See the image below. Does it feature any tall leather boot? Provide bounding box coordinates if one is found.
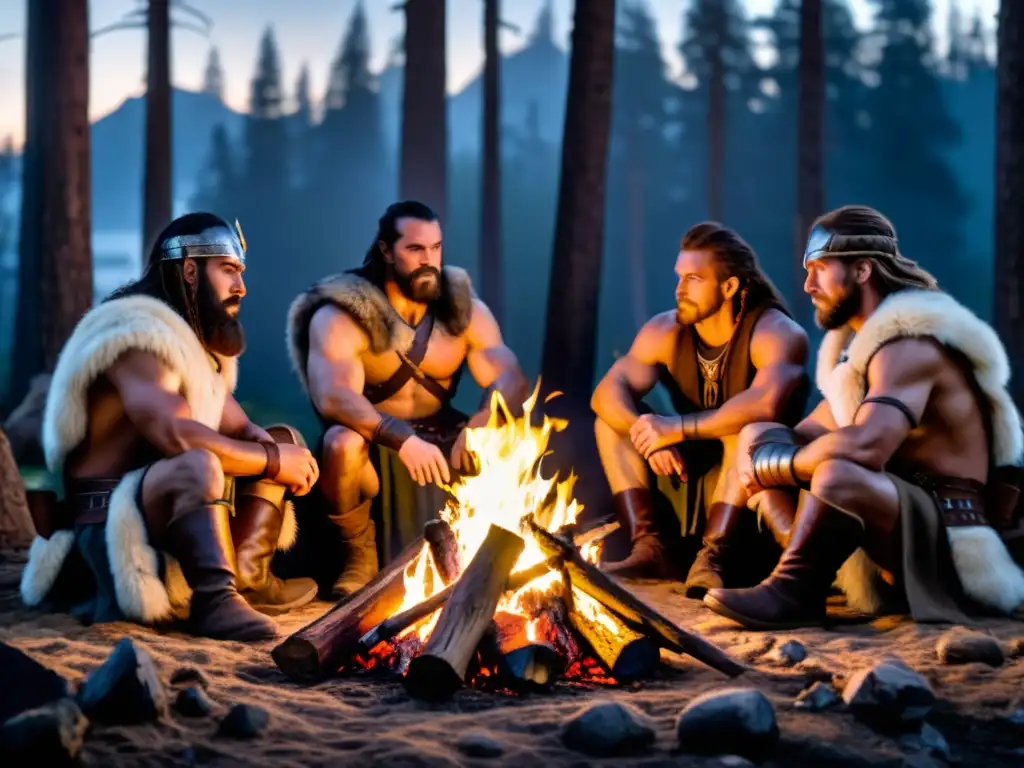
[232,490,318,616]
[703,494,864,630]
[681,502,745,599]
[163,504,280,641]
[601,488,672,579]
[754,490,797,548]
[329,499,379,598]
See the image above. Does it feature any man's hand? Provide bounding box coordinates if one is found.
[274,443,320,497]
[398,435,452,487]
[649,447,686,479]
[630,414,683,459]
[450,428,478,474]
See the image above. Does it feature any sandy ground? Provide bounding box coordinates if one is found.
[3,550,1024,767]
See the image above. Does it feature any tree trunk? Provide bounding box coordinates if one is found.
[8,0,91,409]
[795,0,825,327]
[479,0,503,323]
[0,427,33,551]
[707,3,726,221]
[143,0,173,254]
[540,0,617,405]
[996,0,1024,405]
[400,0,447,221]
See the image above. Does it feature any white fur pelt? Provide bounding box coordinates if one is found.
[20,294,294,623]
[816,289,1024,616]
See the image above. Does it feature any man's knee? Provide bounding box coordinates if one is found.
[264,423,307,448]
[323,426,369,472]
[809,459,863,509]
[170,449,226,503]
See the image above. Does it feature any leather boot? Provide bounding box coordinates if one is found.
[329,500,379,598]
[681,502,744,599]
[163,504,280,641]
[232,491,317,616]
[754,490,797,548]
[703,495,864,630]
[601,488,672,579]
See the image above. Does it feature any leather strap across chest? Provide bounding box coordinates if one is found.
[363,313,462,406]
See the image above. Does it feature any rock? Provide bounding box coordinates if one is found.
[174,687,212,718]
[900,723,951,761]
[561,700,656,757]
[675,687,779,763]
[0,641,70,725]
[795,681,840,712]
[170,667,211,690]
[2,373,50,466]
[842,658,935,731]
[1006,708,1024,726]
[935,628,1004,667]
[771,639,807,667]
[1006,638,1024,659]
[456,732,505,758]
[0,698,88,763]
[217,704,269,738]
[76,637,167,725]
[717,757,756,767]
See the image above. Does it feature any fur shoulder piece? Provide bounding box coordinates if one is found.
[42,294,237,474]
[815,289,1024,466]
[286,265,475,394]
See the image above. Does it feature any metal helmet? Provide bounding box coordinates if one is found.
[159,216,247,266]
[802,224,898,268]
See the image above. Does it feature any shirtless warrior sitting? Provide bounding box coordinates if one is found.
[591,222,809,594]
[704,205,1024,629]
[285,200,529,597]
[20,213,319,640]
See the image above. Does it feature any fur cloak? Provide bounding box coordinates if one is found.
[285,266,475,398]
[19,294,297,624]
[816,289,1024,615]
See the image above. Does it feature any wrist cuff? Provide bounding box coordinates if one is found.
[372,415,416,451]
[260,441,281,481]
[751,442,802,487]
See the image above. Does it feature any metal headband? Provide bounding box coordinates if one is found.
[802,224,897,267]
[161,220,247,265]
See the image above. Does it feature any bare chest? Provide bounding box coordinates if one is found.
[361,327,468,387]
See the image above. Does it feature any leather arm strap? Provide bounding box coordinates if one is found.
[372,415,416,451]
[859,395,918,430]
[260,441,281,481]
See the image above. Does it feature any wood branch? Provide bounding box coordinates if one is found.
[424,519,460,584]
[404,524,525,700]
[528,520,746,678]
[271,537,425,682]
[567,585,659,683]
[488,611,562,690]
[357,558,556,653]
[571,521,620,548]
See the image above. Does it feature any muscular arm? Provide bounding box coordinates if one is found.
[793,398,839,443]
[678,310,809,440]
[107,350,270,476]
[219,393,273,443]
[306,305,383,441]
[793,338,939,479]
[464,299,529,424]
[590,314,674,435]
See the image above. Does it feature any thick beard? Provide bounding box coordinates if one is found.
[676,293,725,326]
[815,280,862,330]
[393,264,442,304]
[195,272,246,357]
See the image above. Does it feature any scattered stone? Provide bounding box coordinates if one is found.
[1006,708,1024,726]
[795,681,840,711]
[76,637,167,725]
[217,704,269,738]
[0,697,88,763]
[717,757,756,767]
[174,687,213,718]
[676,687,779,763]
[935,628,1004,668]
[561,700,656,757]
[900,723,951,762]
[0,641,70,725]
[771,639,807,667]
[842,658,935,731]
[456,732,505,758]
[1007,638,1024,659]
[170,667,211,690]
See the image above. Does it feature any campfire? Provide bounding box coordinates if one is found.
[271,388,743,699]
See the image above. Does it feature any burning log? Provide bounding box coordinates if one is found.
[357,558,556,653]
[528,520,746,678]
[404,524,525,700]
[424,519,460,584]
[567,585,659,683]
[487,611,562,690]
[271,538,425,682]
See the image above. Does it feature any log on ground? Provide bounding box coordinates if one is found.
[567,586,659,683]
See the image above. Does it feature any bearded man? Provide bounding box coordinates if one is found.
[19,213,319,641]
[703,205,1024,629]
[591,222,810,595]
[285,200,529,598]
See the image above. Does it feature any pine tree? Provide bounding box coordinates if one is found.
[860,0,967,294]
[190,124,236,214]
[203,46,224,101]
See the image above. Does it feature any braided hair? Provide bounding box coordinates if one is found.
[680,221,789,322]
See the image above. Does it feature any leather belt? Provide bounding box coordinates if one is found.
[66,478,122,526]
[906,471,990,529]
